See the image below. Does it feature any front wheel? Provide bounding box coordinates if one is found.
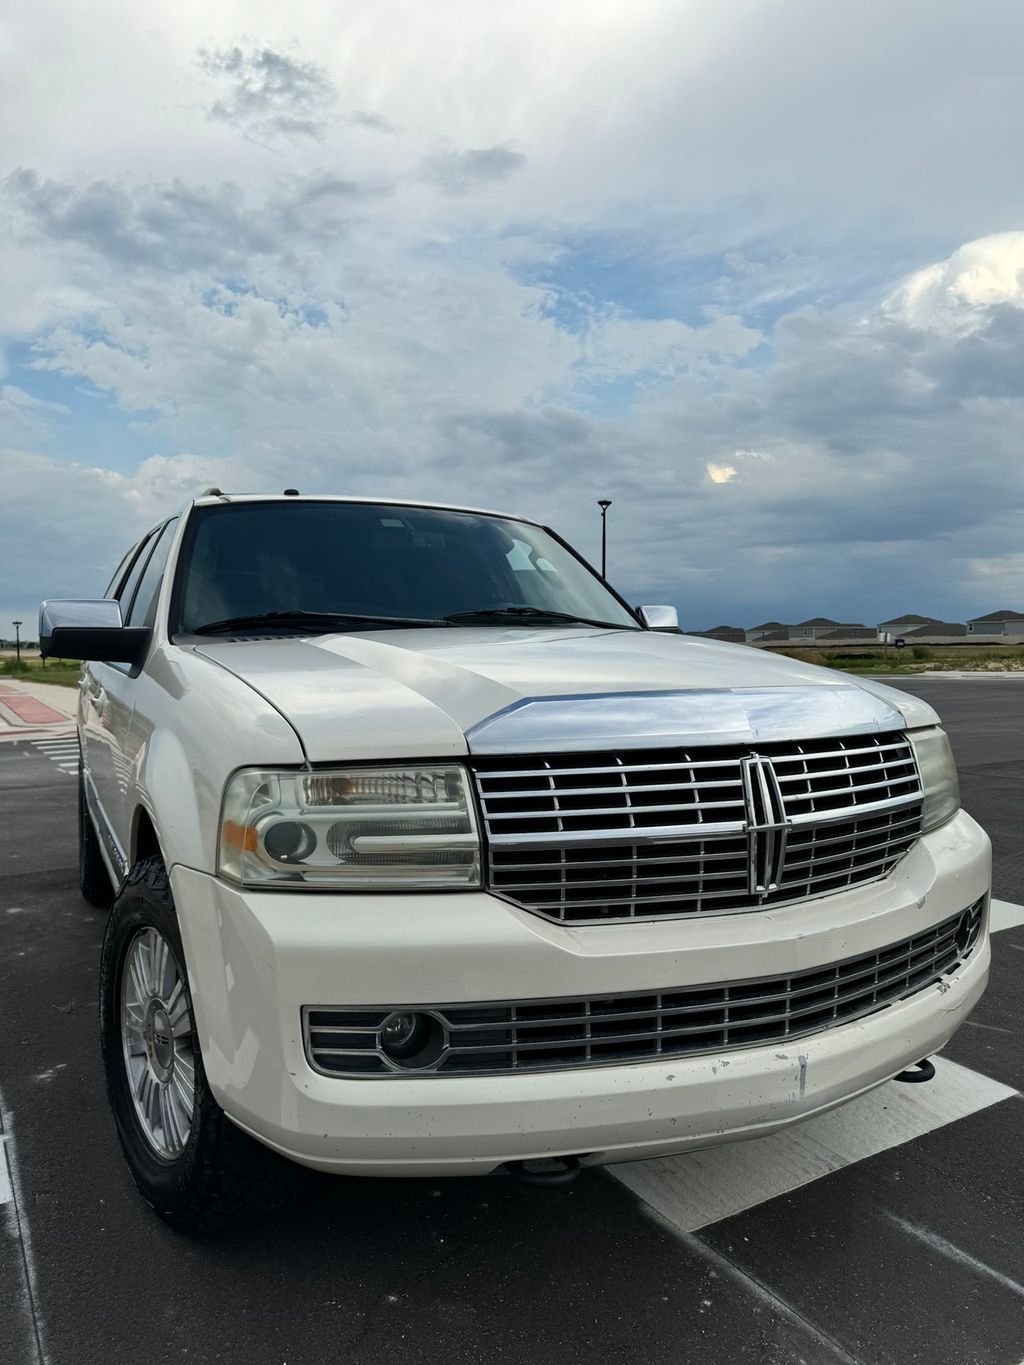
[100,856,298,1232]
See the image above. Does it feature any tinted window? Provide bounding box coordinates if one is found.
[115,528,159,612]
[126,518,179,627]
[177,502,638,633]
[105,544,140,598]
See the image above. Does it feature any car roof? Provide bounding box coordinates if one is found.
[190,492,535,523]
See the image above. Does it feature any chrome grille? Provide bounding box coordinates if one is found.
[474,732,923,923]
[303,901,983,1077]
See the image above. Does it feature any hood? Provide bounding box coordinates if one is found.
[194,627,939,762]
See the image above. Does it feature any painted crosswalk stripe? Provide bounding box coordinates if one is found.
[612,1057,1015,1233]
[29,738,79,775]
[991,899,1024,933]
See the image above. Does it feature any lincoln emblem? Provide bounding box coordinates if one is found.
[740,754,790,896]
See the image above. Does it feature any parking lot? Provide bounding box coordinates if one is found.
[0,677,1021,1365]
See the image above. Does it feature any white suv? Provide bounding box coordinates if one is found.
[40,493,991,1231]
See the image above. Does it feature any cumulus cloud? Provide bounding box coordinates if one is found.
[197,45,335,142]
[706,464,736,484]
[882,232,1024,335]
[196,45,391,144]
[1,168,387,280]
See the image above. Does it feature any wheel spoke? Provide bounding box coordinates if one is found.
[165,978,184,1018]
[147,1072,162,1134]
[168,986,191,1039]
[171,1065,195,1117]
[159,1084,179,1151]
[143,930,160,996]
[167,1080,189,1147]
[154,936,172,1000]
[150,935,164,997]
[127,952,149,1011]
[137,1066,152,1110]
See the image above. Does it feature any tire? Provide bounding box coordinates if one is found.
[100,856,300,1233]
[78,766,114,908]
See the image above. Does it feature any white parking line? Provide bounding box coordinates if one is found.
[0,1137,12,1205]
[612,1057,1015,1233]
[991,900,1024,933]
[0,1089,47,1364]
[889,1215,1024,1301]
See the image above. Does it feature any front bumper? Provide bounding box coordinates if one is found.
[171,809,991,1176]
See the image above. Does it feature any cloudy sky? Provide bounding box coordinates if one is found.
[3,0,1024,634]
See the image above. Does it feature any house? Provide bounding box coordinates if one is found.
[787,618,868,641]
[815,627,878,643]
[748,624,875,648]
[899,622,967,642]
[878,613,942,634]
[745,620,790,642]
[966,610,1024,636]
[691,625,746,644]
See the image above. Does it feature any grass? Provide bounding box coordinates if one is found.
[776,646,1024,674]
[0,656,82,687]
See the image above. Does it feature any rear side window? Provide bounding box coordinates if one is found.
[104,544,139,598]
[115,528,159,611]
[126,519,179,627]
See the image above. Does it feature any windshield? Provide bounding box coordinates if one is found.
[176,501,640,634]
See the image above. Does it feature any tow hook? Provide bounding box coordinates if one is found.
[505,1156,583,1187]
[894,1057,936,1084]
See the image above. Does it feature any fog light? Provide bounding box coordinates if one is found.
[379,1011,444,1067]
[263,821,316,863]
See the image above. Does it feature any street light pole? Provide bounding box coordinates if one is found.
[12,621,22,665]
[597,500,612,578]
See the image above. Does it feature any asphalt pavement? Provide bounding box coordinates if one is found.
[0,678,1021,1365]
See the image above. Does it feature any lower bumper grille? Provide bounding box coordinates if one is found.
[303,900,984,1078]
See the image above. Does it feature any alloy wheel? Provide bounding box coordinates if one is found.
[120,927,196,1159]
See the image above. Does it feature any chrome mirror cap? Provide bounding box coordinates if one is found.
[40,599,124,637]
[637,604,679,631]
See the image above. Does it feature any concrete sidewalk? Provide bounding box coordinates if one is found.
[0,679,78,737]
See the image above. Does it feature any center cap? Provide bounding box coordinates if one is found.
[145,1002,175,1080]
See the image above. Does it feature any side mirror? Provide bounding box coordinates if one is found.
[39,599,150,665]
[637,604,680,632]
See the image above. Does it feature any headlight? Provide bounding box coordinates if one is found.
[908,728,960,833]
[219,765,481,888]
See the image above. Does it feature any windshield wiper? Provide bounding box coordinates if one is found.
[444,606,633,630]
[192,610,446,635]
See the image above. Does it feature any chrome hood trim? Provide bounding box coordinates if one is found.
[465,685,908,755]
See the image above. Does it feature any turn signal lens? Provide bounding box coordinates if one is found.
[908,728,961,833]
